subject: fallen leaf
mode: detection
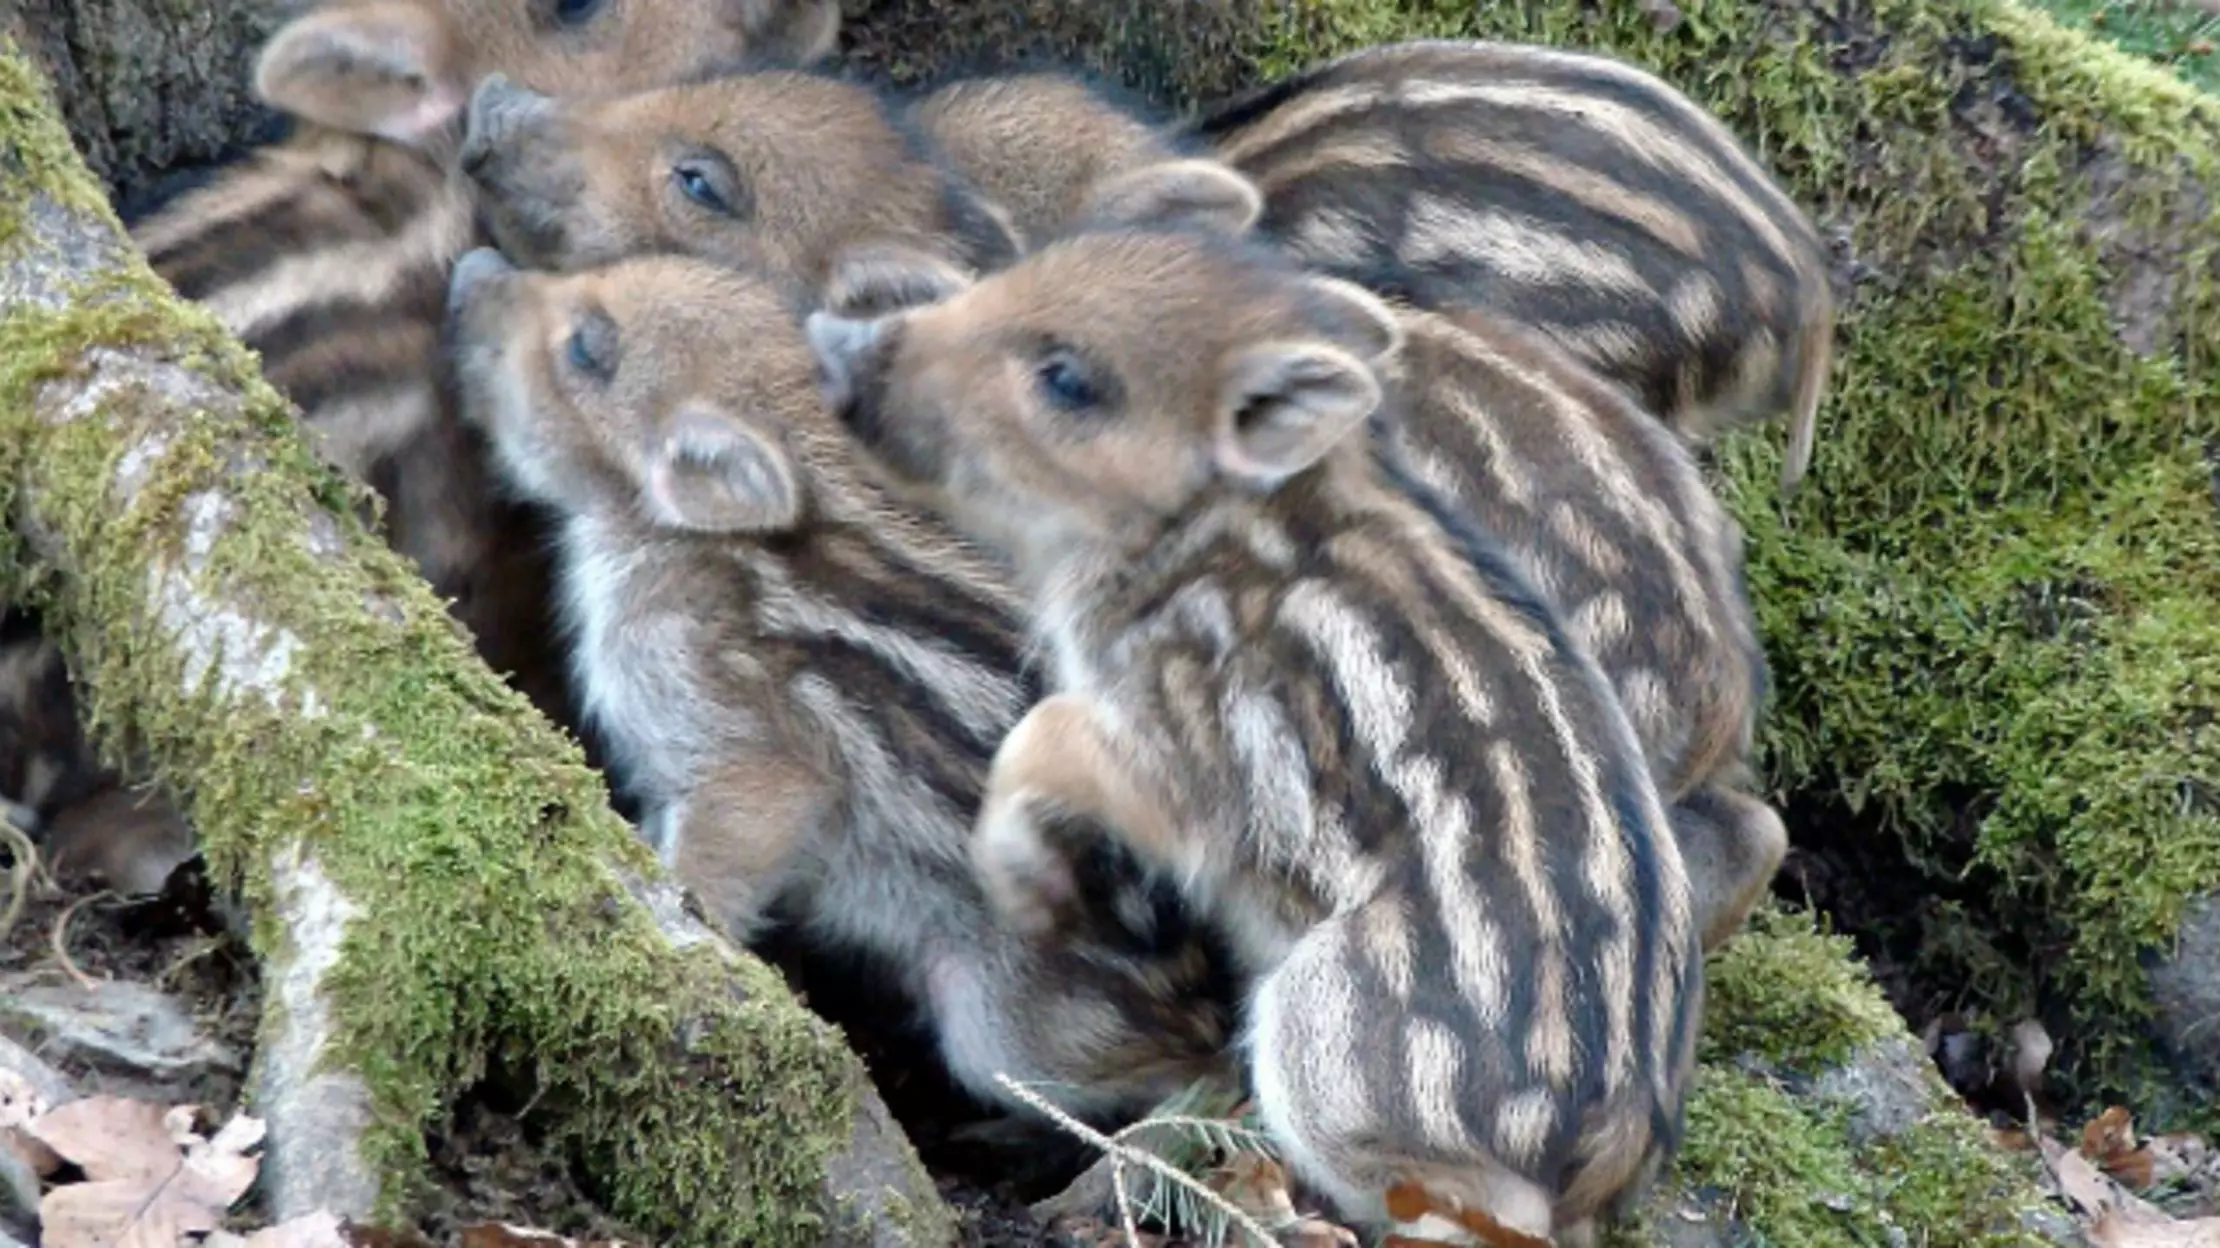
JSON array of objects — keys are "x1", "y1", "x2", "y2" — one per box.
[
  {"x1": 1209, "y1": 1151, "x2": 1299, "y2": 1227},
  {"x1": 2087, "y1": 1108, "x2": 2141, "y2": 1164},
  {"x1": 28, "y1": 1098, "x2": 264, "y2": 1248},
  {"x1": 1992, "y1": 1126, "x2": 2038, "y2": 1153},
  {"x1": 27, "y1": 1095, "x2": 180, "y2": 1181},
  {"x1": 2054, "y1": 1141, "x2": 2127, "y2": 1216},
  {"x1": 2084, "y1": 1107, "x2": 2160, "y2": 1190}
]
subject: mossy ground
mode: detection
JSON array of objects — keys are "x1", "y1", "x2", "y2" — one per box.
[
  {"x1": 1601, "y1": 907, "x2": 2058, "y2": 1247},
  {"x1": 0, "y1": 41, "x2": 946, "y2": 1246},
  {"x1": 1230, "y1": 0, "x2": 2220, "y2": 1113},
  {"x1": 2021, "y1": 0, "x2": 2220, "y2": 94}
]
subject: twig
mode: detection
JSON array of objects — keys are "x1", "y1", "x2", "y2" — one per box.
[
  {"x1": 1111, "y1": 1151, "x2": 1145, "y2": 1248},
  {"x1": 0, "y1": 813, "x2": 40, "y2": 944},
  {"x1": 51, "y1": 888, "x2": 114, "y2": 991},
  {"x1": 991, "y1": 1072, "x2": 1284, "y2": 1248}
]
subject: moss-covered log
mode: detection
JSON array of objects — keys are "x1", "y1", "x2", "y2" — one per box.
[{"x1": 0, "y1": 44, "x2": 951, "y2": 1248}]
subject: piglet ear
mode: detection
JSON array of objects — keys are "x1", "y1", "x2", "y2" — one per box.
[
  {"x1": 1297, "y1": 274, "x2": 1405, "y2": 365},
  {"x1": 822, "y1": 241, "x2": 977, "y2": 319},
  {"x1": 1079, "y1": 158, "x2": 1264, "y2": 237},
  {"x1": 253, "y1": 2, "x2": 463, "y2": 146},
  {"x1": 643, "y1": 402, "x2": 802, "y2": 534},
  {"x1": 1212, "y1": 340, "x2": 1382, "y2": 490},
  {"x1": 728, "y1": 0, "x2": 842, "y2": 65}
]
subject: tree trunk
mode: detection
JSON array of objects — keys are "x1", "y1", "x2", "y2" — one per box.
[
  {"x1": 0, "y1": 0, "x2": 282, "y2": 206},
  {"x1": 0, "y1": 45, "x2": 951, "y2": 1248}
]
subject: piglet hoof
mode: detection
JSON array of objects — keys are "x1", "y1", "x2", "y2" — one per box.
[{"x1": 1384, "y1": 1183, "x2": 1553, "y2": 1248}]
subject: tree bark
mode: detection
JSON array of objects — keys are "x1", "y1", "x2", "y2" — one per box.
[
  {"x1": 0, "y1": 0, "x2": 282, "y2": 205},
  {"x1": 0, "y1": 45, "x2": 951, "y2": 1248}
]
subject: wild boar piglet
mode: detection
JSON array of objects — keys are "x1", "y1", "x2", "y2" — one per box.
[
  {"x1": 1367, "y1": 302, "x2": 1784, "y2": 953},
  {"x1": 907, "y1": 71, "x2": 1253, "y2": 248},
  {"x1": 119, "y1": 0, "x2": 846, "y2": 735},
  {"x1": 442, "y1": 244, "x2": 1240, "y2": 1124},
  {"x1": 1009, "y1": 155, "x2": 1785, "y2": 953},
  {"x1": 1186, "y1": 38, "x2": 1837, "y2": 490},
  {"x1": 808, "y1": 226, "x2": 1704, "y2": 1247},
  {"x1": 459, "y1": 66, "x2": 1018, "y2": 290},
  {"x1": 252, "y1": 0, "x2": 841, "y2": 151}
]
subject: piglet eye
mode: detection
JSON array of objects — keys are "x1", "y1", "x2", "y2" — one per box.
[
  {"x1": 552, "y1": 0, "x2": 603, "y2": 25},
  {"x1": 567, "y1": 330, "x2": 599, "y2": 375},
  {"x1": 1036, "y1": 349, "x2": 1100, "y2": 413},
  {"x1": 565, "y1": 313, "x2": 617, "y2": 381},
  {"x1": 673, "y1": 163, "x2": 730, "y2": 214}
]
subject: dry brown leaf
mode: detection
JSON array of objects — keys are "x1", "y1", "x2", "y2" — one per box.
[
  {"x1": 2087, "y1": 1108, "x2": 2141, "y2": 1165},
  {"x1": 2055, "y1": 1142, "x2": 2131, "y2": 1216},
  {"x1": 27, "y1": 1095, "x2": 181, "y2": 1181},
  {"x1": 2083, "y1": 1107, "x2": 2160, "y2": 1189},
  {"x1": 28, "y1": 1099, "x2": 263, "y2": 1248},
  {"x1": 1209, "y1": 1151, "x2": 1299, "y2": 1227}
]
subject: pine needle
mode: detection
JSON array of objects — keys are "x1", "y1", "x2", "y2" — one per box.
[{"x1": 993, "y1": 1072, "x2": 1285, "y2": 1248}]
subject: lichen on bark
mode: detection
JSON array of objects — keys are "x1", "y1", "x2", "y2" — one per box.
[{"x1": 0, "y1": 39, "x2": 951, "y2": 1247}]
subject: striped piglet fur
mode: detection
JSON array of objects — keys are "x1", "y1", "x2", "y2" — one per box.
[
  {"x1": 442, "y1": 244, "x2": 1240, "y2": 1125},
  {"x1": 0, "y1": 0, "x2": 847, "y2": 829},
  {"x1": 808, "y1": 220, "x2": 1703, "y2": 1248}
]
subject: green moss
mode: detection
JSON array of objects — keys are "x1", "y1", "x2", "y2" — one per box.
[
  {"x1": 1251, "y1": 0, "x2": 2220, "y2": 1104},
  {"x1": 0, "y1": 41, "x2": 931, "y2": 1245},
  {"x1": 1699, "y1": 907, "x2": 1905, "y2": 1069},
  {"x1": 1667, "y1": 1069, "x2": 1876, "y2": 1248},
  {"x1": 2016, "y1": 0, "x2": 2220, "y2": 97},
  {"x1": 1591, "y1": 910, "x2": 2054, "y2": 1245},
  {"x1": 0, "y1": 40, "x2": 117, "y2": 248},
  {"x1": 1637, "y1": 1062, "x2": 2046, "y2": 1248}
]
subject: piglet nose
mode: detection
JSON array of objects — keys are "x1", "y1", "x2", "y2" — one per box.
[
  {"x1": 463, "y1": 73, "x2": 552, "y2": 160},
  {"x1": 804, "y1": 311, "x2": 887, "y2": 412},
  {"x1": 447, "y1": 246, "x2": 517, "y2": 314}
]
